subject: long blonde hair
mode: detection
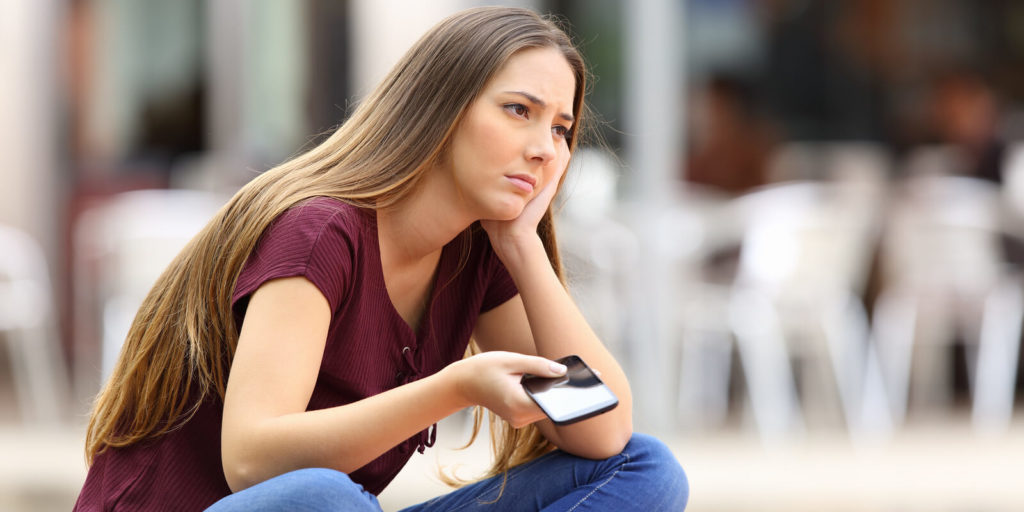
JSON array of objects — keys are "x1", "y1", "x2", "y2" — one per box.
[{"x1": 85, "y1": 6, "x2": 590, "y2": 479}]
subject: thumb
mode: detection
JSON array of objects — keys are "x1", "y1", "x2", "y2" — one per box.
[{"x1": 520, "y1": 355, "x2": 568, "y2": 378}]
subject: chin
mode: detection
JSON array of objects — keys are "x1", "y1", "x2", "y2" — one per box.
[
  {"x1": 484, "y1": 210, "x2": 522, "y2": 222},
  {"x1": 500, "y1": 204, "x2": 529, "y2": 220},
  {"x1": 483, "y1": 196, "x2": 527, "y2": 221}
]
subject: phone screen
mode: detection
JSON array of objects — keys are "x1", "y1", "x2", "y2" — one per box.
[{"x1": 521, "y1": 355, "x2": 618, "y2": 425}]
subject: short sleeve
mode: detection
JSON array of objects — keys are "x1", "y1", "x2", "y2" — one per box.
[
  {"x1": 232, "y1": 199, "x2": 360, "y2": 316},
  {"x1": 479, "y1": 245, "x2": 519, "y2": 313}
]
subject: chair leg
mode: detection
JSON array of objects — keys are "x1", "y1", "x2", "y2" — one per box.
[
  {"x1": 821, "y1": 294, "x2": 870, "y2": 432},
  {"x1": 729, "y1": 289, "x2": 803, "y2": 440},
  {"x1": 821, "y1": 293, "x2": 893, "y2": 437},
  {"x1": 871, "y1": 289, "x2": 918, "y2": 428},
  {"x1": 973, "y1": 278, "x2": 1023, "y2": 434},
  {"x1": 859, "y1": 340, "x2": 895, "y2": 437},
  {"x1": 678, "y1": 329, "x2": 732, "y2": 429}
]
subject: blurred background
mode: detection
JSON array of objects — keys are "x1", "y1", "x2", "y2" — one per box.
[{"x1": 2, "y1": 0, "x2": 1024, "y2": 510}]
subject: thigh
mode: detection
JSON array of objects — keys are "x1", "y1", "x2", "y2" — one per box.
[
  {"x1": 205, "y1": 468, "x2": 382, "y2": 512},
  {"x1": 398, "y1": 448, "x2": 608, "y2": 512},
  {"x1": 400, "y1": 433, "x2": 687, "y2": 512}
]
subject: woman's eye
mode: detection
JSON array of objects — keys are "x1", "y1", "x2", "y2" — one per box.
[
  {"x1": 553, "y1": 125, "x2": 571, "y2": 139},
  {"x1": 505, "y1": 103, "x2": 529, "y2": 117}
]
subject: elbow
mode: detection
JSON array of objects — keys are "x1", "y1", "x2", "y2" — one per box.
[
  {"x1": 222, "y1": 442, "x2": 268, "y2": 493},
  {"x1": 601, "y1": 410, "x2": 633, "y2": 456},
  {"x1": 223, "y1": 458, "x2": 259, "y2": 494},
  {"x1": 590, "y1": 426, "x2": 633, "y2": 460},
  {"x1": 575, "y1": 416, "x2": 633, "y2": 460},
  {"x1": 574, "y1": 436, "x2": 629, "y2": 460},
  {"x1": 222, "y1": 422, "x2": 280, "y2": 493},
  {"x1": 611, "y1": 424, "x2": 634, "y2": 454}
]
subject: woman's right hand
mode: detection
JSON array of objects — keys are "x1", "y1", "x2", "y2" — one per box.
[{"x1": 446, "y1": 351, "x2": 567, "y2": 428}]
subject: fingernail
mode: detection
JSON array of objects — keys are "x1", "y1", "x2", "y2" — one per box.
[{"x1": 550, "y1": 362, "x2": 567, "y2": 374}]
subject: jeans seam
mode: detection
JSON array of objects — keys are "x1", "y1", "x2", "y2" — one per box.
[{"x1": 564, "y1": 451, "x2": 630, "y2": 512}]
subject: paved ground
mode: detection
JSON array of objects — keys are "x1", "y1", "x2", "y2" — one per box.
[
  {"x1": 381, "y1": 412, "x2": 1024, "y2": 512},
  {"x1": 4, "y1": 410, "x2": 1022, "y2": 512}
]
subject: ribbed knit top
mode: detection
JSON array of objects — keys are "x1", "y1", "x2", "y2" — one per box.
[{"x1": 74, "y1": 197, "x2": 519, "y2": 510}]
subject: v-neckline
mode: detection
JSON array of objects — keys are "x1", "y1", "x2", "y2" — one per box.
[{"x1": 369, "y1": 211, "x2": 453, "y2": 343}]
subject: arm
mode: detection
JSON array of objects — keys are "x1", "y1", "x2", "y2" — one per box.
[
  {"x1": 473, "y1": 272, "x2": 634, "y2": 459},
  {"x1": 220, "y1": 276, "x2": 566, "y2": 492},
  {"x1": 477, "y1": 174, "x2": 634, "y2": 459}
]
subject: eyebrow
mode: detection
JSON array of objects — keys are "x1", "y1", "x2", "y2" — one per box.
[{"x1": 505, "y1": 90, "x2": 574, "y2": 123}]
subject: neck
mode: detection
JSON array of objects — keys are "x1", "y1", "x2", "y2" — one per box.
[{"x1": 377, "y1": 166, "x2": 472, "y2": 266}]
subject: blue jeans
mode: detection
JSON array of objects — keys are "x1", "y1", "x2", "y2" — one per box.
[{"x1": 206, "y1": 433, "x2": 688, "y2": 511}]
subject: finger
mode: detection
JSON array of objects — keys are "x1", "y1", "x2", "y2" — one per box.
[
  {"x1": 515, "y1": 354, "x2": 567, "y2": 378},
  {"x1": 548, "y1": 162, "x2": 569, "y2": 192},
  {"x1": 536, "y1": 169, "x2": 564, "y2": 202}
]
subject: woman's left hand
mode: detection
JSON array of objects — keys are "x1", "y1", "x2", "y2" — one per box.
[{"x1": 481, "y1": 164, "x2": 566, "y2": 261}]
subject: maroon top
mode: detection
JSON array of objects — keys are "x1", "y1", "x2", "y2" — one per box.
[{"x1": 75, "y1": 197, "x2": 518, "y2": 510}]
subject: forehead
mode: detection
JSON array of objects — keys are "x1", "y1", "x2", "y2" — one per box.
[{"x1": 484, "y1": 47, "x2": 576, "y2": 110}]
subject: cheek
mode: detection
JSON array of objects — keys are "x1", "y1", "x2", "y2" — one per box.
[
  {"x1": 453, "y1": 118, "x2": 503, "y2": 169},
  {"x1": 471, "y1": 118, "x2": 510, "y2": 158},
  {"x1": 450, "y1": 128, "x2": 480, "y2": 164},
  {"x1": 460, "y1": 104, "x2": 501, "y2": 141}
]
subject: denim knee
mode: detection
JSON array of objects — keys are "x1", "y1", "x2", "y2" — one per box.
[
  {"x1": 276, "y1": 467, "x2": 359, "y2": 495},
  {"x1": 623, "y1": 433, "x2": 690, "y2": 508},
  {"x1": 207, "y1": 467, "x2": 380, "y2": 512}
]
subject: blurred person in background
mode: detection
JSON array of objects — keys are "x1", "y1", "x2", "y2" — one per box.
[
  {"x1": 683, "y1": 73, "x2": 777, "y2": 194},
  {"x1": 928, "y1": 67, "x2": 1007, "y2": 183},
  {"x1": 74, "y1": 7, "x2": 687, "y2": 511}
]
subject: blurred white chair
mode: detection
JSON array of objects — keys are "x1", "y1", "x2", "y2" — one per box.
[
  {"x1": 724, "y1": 180, "x2": 888, "y2": 439},
  {"x1": 670, "y1": 184, "x2": 742, "y2": 430},
  {"x1": 872, "y1": 174, "x2": 1022, "y2": 433},
  {"x1": 902, "y1": 144, "x2": 973, "y2": 179},
  {"x1": 73, "y1": 189, "x2": 227, "y2": 394},
  {"x1": 0, "y1": 224, "x2": 69, "y2": 424},
  {"x1": 1001, "y1": 141, "x2": 1024, "y2": 225},
  {"x1": 766, "y1": 141, "x2": 891, "y2": 185}
]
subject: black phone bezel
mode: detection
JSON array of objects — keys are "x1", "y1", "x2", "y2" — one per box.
[{"x1": 521, "y1": 355, "x2": 619, "y2": 426}]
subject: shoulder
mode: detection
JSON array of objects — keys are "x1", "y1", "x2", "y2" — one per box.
[
  {"x1": 257, "y1": 197, "x2": 373, "y2": 257},
  {"x1": 235, "y1": 197, "x2": 371, "y2": 311},
  {"x1": 272, "y1": 196, "x2": 370, "y2": 238}
]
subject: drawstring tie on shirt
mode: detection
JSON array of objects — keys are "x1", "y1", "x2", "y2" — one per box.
[{"x1": 398, "y1": 346, "x2": 437, "y2": 454}]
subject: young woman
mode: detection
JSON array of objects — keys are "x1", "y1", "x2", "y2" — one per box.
[{"x1": 75, "y1": 7, "x2": 688, "y2": 511}]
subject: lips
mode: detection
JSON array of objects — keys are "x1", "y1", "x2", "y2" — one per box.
[{"x1": 506, "y1": 173, "x2": 537, "y2": 193}]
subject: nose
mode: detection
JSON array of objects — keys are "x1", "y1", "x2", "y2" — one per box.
[{"x1": 525, "y1": 128, "x2": 557, "y2": 164}]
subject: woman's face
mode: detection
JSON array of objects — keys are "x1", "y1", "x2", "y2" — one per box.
[{"x1": 445, "y1": 46, "x2": 576, "y2": 221}]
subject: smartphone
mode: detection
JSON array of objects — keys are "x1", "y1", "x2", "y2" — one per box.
[{"x1": 521, "y1": 355, "x2": 618, "y2": 426}]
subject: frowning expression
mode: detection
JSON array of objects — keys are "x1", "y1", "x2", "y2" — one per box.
[{"x1": 445, "y1": 46, "x2": 576, "y2": 220}]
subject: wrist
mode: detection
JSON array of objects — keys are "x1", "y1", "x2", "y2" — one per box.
[
  {"x1": 440, "y1": 359, "x2": 476, "y2": 410},
  {"x1": 493, "y1": 233, "x2": 547, "y2": 276}
]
